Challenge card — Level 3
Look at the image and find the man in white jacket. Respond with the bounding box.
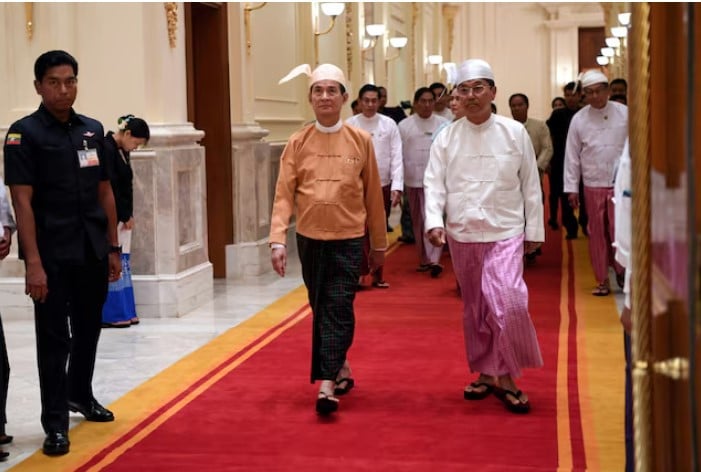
[424,59,544,414]
[347,84,403,288]
[399,87,448,277]
[564,69,628,296]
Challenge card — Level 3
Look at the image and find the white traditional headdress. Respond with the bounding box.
[578,69,609,89]
[455,59,495,85]
[278,63,347,89]
[443,62,458,87]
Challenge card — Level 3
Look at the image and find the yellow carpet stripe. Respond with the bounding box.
[11,286,311,472]
[556,235,573,471]
[85,308,311,471]
[571,237,625,471]
[12,234,403,471]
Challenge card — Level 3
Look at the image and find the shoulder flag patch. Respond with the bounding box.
[6,133,21,145]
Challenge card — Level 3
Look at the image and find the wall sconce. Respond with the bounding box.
[618,12,631,26]
[427,54,443,65]
[314,2,346,66]
[385,36,408,61]
[244,2,268,55]
[611,26,628,38]
[384,35,408,79]
[605,37,621,49]
[362,23,386,52]
[596,55,610,66]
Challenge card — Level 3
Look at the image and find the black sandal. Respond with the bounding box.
[463,381,495,400]
[334,378,355,396]
[315,392,339,415]
[496,388,531,414]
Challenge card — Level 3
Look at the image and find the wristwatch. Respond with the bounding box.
[109,245,122,254]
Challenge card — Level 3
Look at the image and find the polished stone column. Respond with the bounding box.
[225,123,296,278]
[131,124,213,317]
[0,123,214,319]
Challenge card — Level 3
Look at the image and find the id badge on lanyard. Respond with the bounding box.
[77,139,99,168]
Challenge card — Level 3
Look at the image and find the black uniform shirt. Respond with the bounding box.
[3,104,110,264]
[104,131,133,223]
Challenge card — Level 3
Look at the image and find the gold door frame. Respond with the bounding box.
[629,4,653,471]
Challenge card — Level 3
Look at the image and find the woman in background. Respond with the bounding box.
[102,115,150,328]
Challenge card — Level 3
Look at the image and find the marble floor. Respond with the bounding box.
[1,256,305,470]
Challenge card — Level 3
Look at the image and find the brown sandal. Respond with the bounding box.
[591,283,610,296]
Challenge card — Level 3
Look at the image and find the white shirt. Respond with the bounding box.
[563,101,628,192]
[346,113,403,191]
[424,114,544,243]
[435,108,455,121]
[612,139,632,309]
[398,114,448,188]
[0,177,16,233]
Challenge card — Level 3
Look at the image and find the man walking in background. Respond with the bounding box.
[564,69,628,296]
[399,87,448,277]
[347,84,403,288]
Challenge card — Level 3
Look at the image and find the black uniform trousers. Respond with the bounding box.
[0,315,9,431]
[34,253,108,433]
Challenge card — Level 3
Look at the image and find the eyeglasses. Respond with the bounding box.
[455,84,490,97]
[582,84,609,97]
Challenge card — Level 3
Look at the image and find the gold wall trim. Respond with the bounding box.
[345,2,353,80]
[629,3,653,471]
[165,2,178,48]
[24,2,33,40]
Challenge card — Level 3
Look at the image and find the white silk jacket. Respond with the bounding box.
[424,114,544,243]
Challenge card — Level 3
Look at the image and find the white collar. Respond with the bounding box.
[315,119,343,133]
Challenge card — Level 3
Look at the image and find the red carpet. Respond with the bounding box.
[78,228,573,471]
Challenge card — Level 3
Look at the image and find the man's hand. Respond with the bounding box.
[524,241,542,254]
[568,192,579,209]
[0,227,11,259]
[390,190,402,207]
[369,249,385,271]
[621,306,632,334]
[124,217,135,230]
[427,227,445,248]
[271,246,287,277]
[108,252,122,282]
[25,259,48,303]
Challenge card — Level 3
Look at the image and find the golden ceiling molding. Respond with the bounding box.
[164,2,178,48]
[25,3,33,40]
[345,2,353,79]
[412,2,418,89]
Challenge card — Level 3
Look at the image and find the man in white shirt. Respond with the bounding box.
[430,82,454,121]
[0,177,16,461]
[564,70,627,296]
[424,59,544,414]
[399,87,448,276]
[347,84,403,288]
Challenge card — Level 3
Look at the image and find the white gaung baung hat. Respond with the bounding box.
[443,62,458,87]
[578,69,609,89]
[278,63,347,89]
[455,58,495,85]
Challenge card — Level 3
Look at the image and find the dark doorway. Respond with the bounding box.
[185,3,233,278]
[578,26,606,72]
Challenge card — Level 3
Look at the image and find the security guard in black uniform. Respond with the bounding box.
[3,50,121,456]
